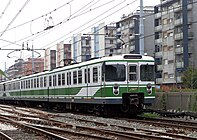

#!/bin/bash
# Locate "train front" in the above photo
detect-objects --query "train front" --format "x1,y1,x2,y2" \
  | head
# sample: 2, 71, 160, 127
103, 54, 155, 115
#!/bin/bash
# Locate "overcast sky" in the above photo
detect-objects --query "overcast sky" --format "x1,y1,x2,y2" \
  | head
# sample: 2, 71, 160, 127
0, 0, 160, 70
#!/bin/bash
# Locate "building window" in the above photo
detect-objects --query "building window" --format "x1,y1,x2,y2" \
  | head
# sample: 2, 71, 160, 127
164, 73, 168, 79
164, 59, 168, 65
169, 74, 174, 78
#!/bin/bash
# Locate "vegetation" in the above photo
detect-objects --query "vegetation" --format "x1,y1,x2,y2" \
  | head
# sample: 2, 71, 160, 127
139, 113, 160, 118
0, 69, 7, 78
182, 67, 197, 89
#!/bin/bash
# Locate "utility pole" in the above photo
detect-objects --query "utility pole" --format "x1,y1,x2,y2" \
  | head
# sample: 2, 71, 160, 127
32, 43, 34, 74
139, 0, 144, 55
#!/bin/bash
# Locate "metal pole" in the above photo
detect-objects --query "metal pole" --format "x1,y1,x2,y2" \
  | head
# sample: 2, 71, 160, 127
139, 0, 144, 55
32, 44, 34, 74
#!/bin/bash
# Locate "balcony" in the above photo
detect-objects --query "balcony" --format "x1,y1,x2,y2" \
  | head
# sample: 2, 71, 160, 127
155, 12, 161, 19
188, 32, 194, 39
155, 38, 162, 44
129, 35, 135, 40
155, 25, 162, 31
188, 4, 193, 10
156, 78, 163, 84
174, 6, 181, 12
176, 62, 184, 68
176, 76, 182, 83
129, 23, 134, 28
174, 18, 182, 26
155, 51, 162, 57
175, 47, 183, 54
157, 65, 163, 71
174, 33, 183, 40
130, 45, 135, 51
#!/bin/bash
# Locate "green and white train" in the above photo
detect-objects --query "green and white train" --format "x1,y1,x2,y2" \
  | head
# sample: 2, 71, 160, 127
0, 54, 155, 115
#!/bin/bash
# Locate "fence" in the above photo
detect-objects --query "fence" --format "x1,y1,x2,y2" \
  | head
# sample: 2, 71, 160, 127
150, 92, 197, 112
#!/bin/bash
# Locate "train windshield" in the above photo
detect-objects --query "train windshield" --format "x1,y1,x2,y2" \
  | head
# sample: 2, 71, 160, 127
105, 64, 126, 81
140, 64, 154, 81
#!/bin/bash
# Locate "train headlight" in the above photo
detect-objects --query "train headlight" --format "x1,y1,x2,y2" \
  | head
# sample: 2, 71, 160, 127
146, 83, 152, 95
113, 83, 119, 96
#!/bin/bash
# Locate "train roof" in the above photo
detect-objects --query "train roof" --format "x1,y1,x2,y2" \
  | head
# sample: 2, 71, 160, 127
0, 54, 154, 83
48, 54, 154, 74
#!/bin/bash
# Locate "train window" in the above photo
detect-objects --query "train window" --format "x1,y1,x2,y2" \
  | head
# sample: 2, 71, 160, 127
31, 79, 33, 88
67, 72, 71, 85
93, 67, 98, 83
73, 71, 77, 84
62, 73, 65, 85
140, 65, 154, 81
53, 75, 57, 86
58, 74, 61, 86
23, 81, 25, 89
44, 77, 47, 87
49, 76, 52, 87
85, 68, 90, 83
78, 70, 82, 84
37, 78, 39, 88
26, 80, 28, 89
129, 65, 137, 81
28, 80, 30, 88
40, 77, 43, 88
105, 64, 126, 81
34, 79, 37, 88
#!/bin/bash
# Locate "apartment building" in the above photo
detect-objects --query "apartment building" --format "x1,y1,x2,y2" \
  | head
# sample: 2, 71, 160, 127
71, 33, 91, 63
44, 48, 56, 71
56, 42, 71, 67
23, 58, 44, 75
91, 22, 117, 58
116, 7, 155, 56
154, 0, 196, 86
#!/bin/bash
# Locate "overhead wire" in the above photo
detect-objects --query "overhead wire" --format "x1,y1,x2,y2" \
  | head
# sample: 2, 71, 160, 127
0, 0, 31, 37
0, 0, 117, 49
0, 0, 13, 19
0, 0, 74, 34
3, 0, 194, 66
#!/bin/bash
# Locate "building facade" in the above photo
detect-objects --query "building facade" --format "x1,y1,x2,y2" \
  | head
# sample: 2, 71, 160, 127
71, 33, 91, 63
91, 22, 117, 58
56, 42, 71, 67
154, 0, 195, 86
6, 59, 24, 79
116, 7, 155, 56
44, 48, 56, 71
23, 58, 44, 75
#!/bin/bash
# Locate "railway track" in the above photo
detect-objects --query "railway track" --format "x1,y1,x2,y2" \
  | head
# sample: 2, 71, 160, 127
0, 104, 196, 139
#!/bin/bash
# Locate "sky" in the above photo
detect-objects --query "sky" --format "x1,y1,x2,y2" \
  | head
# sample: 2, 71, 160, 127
0, 0, 160, 71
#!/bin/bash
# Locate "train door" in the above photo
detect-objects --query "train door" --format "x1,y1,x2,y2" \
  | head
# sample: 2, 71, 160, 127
85, 66, 90, 97
127, 62, 139, 91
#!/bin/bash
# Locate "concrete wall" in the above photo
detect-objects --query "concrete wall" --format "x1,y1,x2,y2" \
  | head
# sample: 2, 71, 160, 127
150, 92, 197, 112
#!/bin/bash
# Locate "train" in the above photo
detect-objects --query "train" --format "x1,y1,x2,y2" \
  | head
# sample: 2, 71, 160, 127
0, 54, 155, 116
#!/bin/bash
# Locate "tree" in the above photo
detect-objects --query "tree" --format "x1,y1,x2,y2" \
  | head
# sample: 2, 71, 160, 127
182, 67, 197, 89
